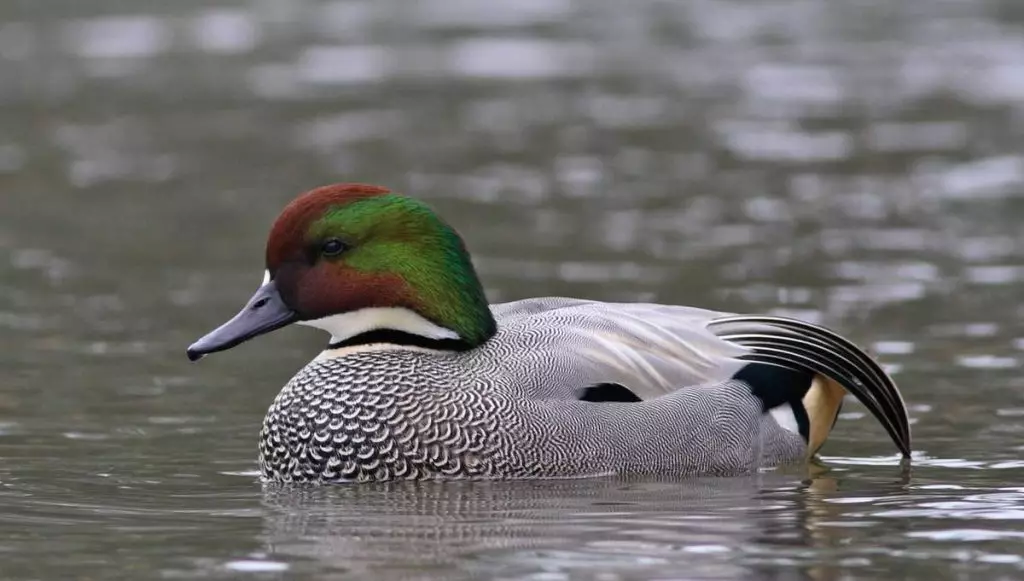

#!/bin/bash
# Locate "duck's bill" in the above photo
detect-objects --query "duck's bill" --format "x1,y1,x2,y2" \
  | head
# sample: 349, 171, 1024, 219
186, 280, 297, 361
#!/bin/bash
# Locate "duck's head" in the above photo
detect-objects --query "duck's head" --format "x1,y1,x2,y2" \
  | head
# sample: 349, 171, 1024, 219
186, 183, 495, 361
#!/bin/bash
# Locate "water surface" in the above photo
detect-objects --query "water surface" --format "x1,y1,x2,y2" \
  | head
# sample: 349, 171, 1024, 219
2, 0, 1024, 579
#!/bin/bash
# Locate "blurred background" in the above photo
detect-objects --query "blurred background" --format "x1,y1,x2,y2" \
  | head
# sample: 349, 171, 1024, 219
2, 0, 1024, 580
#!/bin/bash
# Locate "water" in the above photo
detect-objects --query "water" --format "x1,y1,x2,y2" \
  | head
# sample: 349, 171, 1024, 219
2, 0, 1024, 579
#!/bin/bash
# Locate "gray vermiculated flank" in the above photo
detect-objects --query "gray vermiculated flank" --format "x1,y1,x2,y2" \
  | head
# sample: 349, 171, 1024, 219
258, 298, 810, 483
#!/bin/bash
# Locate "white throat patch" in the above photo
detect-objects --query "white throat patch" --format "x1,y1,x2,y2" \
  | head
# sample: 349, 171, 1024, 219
298, 307, 461, 344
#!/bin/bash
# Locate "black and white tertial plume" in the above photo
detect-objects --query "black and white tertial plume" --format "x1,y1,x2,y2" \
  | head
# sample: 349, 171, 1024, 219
709, 315, 911, 458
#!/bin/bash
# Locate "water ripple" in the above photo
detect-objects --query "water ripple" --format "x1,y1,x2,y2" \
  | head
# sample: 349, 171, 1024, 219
3, 1, 1024, 580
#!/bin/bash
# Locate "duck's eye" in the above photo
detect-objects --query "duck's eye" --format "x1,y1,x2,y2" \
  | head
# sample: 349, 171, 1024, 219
321, 238, 347, 257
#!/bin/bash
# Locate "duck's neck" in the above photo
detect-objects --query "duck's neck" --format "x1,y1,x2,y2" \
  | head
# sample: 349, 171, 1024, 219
378, 216, 497, 348
300, 307, 486, 352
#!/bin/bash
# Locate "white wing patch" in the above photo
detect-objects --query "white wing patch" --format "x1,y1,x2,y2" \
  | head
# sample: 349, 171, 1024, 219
769, 403, 800, 435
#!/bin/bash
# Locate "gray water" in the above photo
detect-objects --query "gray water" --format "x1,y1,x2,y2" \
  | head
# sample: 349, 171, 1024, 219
2, 1, 1024, 579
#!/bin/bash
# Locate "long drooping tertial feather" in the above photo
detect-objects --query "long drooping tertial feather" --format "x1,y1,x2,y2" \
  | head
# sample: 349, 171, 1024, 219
707, 315, 911, 458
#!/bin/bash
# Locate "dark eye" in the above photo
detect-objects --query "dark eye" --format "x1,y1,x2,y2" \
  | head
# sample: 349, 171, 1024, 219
321, 238, 347, 257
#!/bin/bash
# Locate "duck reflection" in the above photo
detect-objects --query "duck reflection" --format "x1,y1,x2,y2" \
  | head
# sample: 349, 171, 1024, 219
256, 468, 909, 581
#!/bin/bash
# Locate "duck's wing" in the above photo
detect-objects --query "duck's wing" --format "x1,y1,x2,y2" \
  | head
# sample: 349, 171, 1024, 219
492, 297, 748, 398
490, 297, 911, 458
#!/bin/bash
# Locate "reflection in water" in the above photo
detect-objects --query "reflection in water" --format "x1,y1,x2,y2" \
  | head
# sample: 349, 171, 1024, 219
2, 0, 1024, 579
258, 475, 862, 580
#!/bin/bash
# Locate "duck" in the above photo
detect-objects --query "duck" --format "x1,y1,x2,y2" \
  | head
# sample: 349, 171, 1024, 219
186, 183, 912, 483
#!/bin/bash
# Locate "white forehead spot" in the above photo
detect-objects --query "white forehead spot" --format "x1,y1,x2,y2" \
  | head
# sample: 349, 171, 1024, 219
261, 270, 271, 285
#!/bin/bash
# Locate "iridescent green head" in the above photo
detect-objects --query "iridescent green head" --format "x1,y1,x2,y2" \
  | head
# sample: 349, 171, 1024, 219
187, 183, 496, 360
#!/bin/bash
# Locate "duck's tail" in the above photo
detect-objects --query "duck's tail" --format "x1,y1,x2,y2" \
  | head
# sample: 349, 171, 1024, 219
707, 315, 911, 458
